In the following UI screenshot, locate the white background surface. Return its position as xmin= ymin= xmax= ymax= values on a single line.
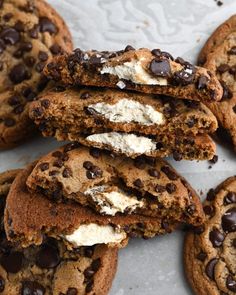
xmin=1 ymin=0 xmax=236 ymax=294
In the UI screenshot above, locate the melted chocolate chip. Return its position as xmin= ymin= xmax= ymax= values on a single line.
xmin=222 ymin=207 xmax=236 ymax=232
xmin=166 ymin=183 xmax=177 ymax=194
xmin=1 ymin=251 xmax=24 ymax=273
xmin=133 ymin=179 xmax=144 ymax=188
xmin=226 ymin=274 xmax=236 ymax=292
xmin=0 ymin=28 xmax=20 ymax=45
xmin=148 ymin=168 xmax=160 ymax=178
xmin=161 ymin=166 xmax=178 ymax=180
xmin=205 ymin=258 xmax=218 ymax=280
xmin=172 ymin=69 xmax=194 ymax=86
xmin=36 ymin=243 xmax=60 ymax=269
xmin=9 ymin=64 xmax=28 ymax=84
xmin=196 ymin=252 xmax=207 ymax=261
xmin=21 ymin=281 xmax=45 ymax=295
xmin=149 ymin=58 xmax=171 ymax=77
xmin=39 ymin=17 xmax=58 ymax=34
xmin=224 ymin=192 xmax=236 ymax=205
xmin=38 ymin=162 xmax=49 ymax=171
xmin=66 ymin=288 xmax=78 ymax=295
xmin=209 ymin=228 xmax=225 ymax=247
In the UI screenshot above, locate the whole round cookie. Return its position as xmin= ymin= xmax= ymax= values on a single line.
xmin=184 ymin=177 xmax=236 ymax=295
xmin=198 ymin=15 xmax=236 ymax=149
xmin=0 ymin=169 xmax=118 ymax=295
xmin=0 ymin=0 xmax=73 ymax=148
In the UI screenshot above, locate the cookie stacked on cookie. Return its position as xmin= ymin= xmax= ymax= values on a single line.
xmin=28 ymin=46 xmax=222 ymax=161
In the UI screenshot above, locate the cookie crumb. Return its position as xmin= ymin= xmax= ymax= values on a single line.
xmin=209 ymin=155 xmax=218 ymax=164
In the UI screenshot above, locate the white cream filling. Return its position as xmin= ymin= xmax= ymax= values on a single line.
xmin=100 ymin=59 xmax=167 ymax=85
xmin=84 ymin=185 xmax=144 ymax=216
xmin=64 ymin=223 xmax=126 ymax=246
xmin=86 ymin=132 xmax=157 ymax=155
xmin=88 ymin=98 xmax=165 ymax=125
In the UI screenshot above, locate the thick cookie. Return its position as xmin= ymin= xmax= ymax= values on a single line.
xmin=6 ymin=163 xmax=188 ymax=248
xmin=44 ymin=47 xmax=223 ymax=103
xmin=0 ymin=0 xmax=73 ymax=148
xmin=198 ymin=15 xmax=236 ymax=149
xmin=184 ymin=177 xmax=236 ymax=295
xmin=26 ymin=144 xmax=204 ymax=227
xmin=29 ymin=86 xmax=217 ymax=160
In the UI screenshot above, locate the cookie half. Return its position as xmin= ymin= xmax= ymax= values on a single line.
xmin=26 ymin=144 xmax=204 ymax=227
xmin=44 ymin=47 xmax=223 ymax=103
xmin=0 ymin=0 xmax=73 ymax=148
xmin=198 ymin=15 xmax=236 ymax=149
xmin=29 ymin=87 xmax=217 ymax=160
xmin=184 ymin=177 xmax=236 ymax=295
xmin=0 ymin=169 xmax=118 ymax=295
xmin=6 ymin=163 xmax=187 ymax=248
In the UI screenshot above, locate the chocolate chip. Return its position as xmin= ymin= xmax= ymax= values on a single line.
xmin=21 ymin=281 xmax=45 ymax=295
xmin=173 ymin=151 xmax=183 ymax=161
xmin=226 ymin=274 xmax=236 ymax=292
xmin=35 ymin=62 xmax=46 ymax=73
xmin=187 ymin=204 xmax=196 ymax=215
xmin=166 ymin=183 xmax=177 ymax=194
xmin=203 ymin=205 xmax=215 ymax=216
xmin=66 ymin=288 xmax=78 ymax=295
xmin=221 ymin=81 xmax=233 ymax=99
xmin=50 ymin=43 xmax=62 ymax=55
xmin=148 ymin=168 xmax=160 ymax=178
xmin=133 ymin=179 xmax=143 ymax=188
xmin=85 ymin=281 xmax=93 ymax=293
xmin=40 ymin=99 xmax=50 ymax=109
xmin=20 ymin=41 xmax=32 ymax=52
xmin=217 ymin=64 xmax=230 ymax=73
xmin=91 ymin=258 xmax=101 ymax=272
xmin=1 ymin=251 xmax=24 ymax=273
xmin=229 ymin=65 xmax=236 ymax=75
xmin=0 ymin=28 xmax=20 ymax=45
xmin=228 ymin=46 xmax=236 ymax=55
xmin=4 ymin=118 xmax=15 ymax=127
xmin=161 ymin=166 xmax=178 ymax=180
xmin=84 ymin=247 xmax=94 ymax=258
xmin=161 ymin=51 xmax=174 ymax=60
xmin=0 ymin=276 xmax=4 ymax=292
xmin=155 ymin=184 xmax=166 ymax=193
xmin=3 ymin=13 xmax=13 ymax=21
xmin=233 ymin=238 xmax=236 ymax=248
xmin=13 ymin=104 xmax=24 ymax=114
xmin=14 ymin=21 xmax=25 ymax=32
xmin=172 ymin=68 xmax=194 ymax=86
xmin=209 ymin=228 xmax=225 ymax=247
xmin=89 ymin=148 xmax=100 ymax=158
xmin=186 ymin=117 xmax=197 ymax=128
xmin=86 ymin=170 xmax=99 ymax=179
xmin=196 ymin=252 xmax=207 ymax=261
xmin=49 ymin=170 xmax=59 ymax=176
xmin=151 ymin=49 xmax=161 ymax=57
xmin=134 ymin=157 xmax=146 ymax=169
xmin=62 ymin=168 xmax=72 ymax=178
xmin=205 ymin=258 xmax=218 ymax=280
xmin=222 ymin=207 xmax=236 ymax=232
xmin=149 ymin=58 xmax=171 ymax=77
xmin=24 ymin=56 xmax=36 ymax=67
xmin=64 ymin=142 xmax=80 ymax=152
xmin=36 ymin=243 xmax=60 ymax=269
xmin=38 ymin=162 xmax=49 ymax=171
xmin=9 ymin=64 xmax=28 ymax=84
xmin=0 ymin=40 xmax=5 ymax=55
xmin=209 ymin=155 xmax=218 ymax=164
xmin=194 ymin=225 xmax=205 ymax=234
xmin=39 ymin=17 xmax=58 ymax=34
xmin=83 ymin=161 xmax=93 ymax=170
xmin=8 ymin=95 xmax=21 ymax=106
xmin=32 ymin=107 xmax=43 ymax=118
xmin=38 ymin=51 xmax=48 ymax=62
xmin=206 ymin=188 xmax=215 ymax=201
xmin=124 ymin=45 xmax=135 ymax=51
xmin=224 ymin=192 xmax=236 ymax=205
xmin=53 ymin=159 xmax=63 ymax=168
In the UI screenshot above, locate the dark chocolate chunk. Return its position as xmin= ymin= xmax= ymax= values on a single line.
xmin=38 ymin=51 xmax=48 ymax=62
xmin=194 ymin=225 xmax=205 ymax=234
xmin=36 ymin=243 xmax=60 ymax=269
xmin=206 ymin=188 xmax=215 ymax=201
xmin=38 ymin=162 xmax=49 ymax=171
xmin=203 ymin=205 xmax=215 ymax=216
xmin=24 ymin=56 xmax=36 ymax=67
xmin=66 ymin=288 xmax=78 ymax=295
xmin=20 ymin=41 xmax=32 ymax=52
xmin=0 ymin=276 xmax=5 ymax=292
xmin=151 ymin=49 xmax=161 ymax=57
xmin=161 ymin=166 xmax=178 ymax=180
xmin=228 ymin=46 xmax=236 ymax=55
xmin=205 ymin=258 xmax=218 ymax=280
xmin=9 ymin=64 xmax=28 ymax=84
xmin=226 ymin=274 xmax=236 ymax=292
xmin=224 ymin=192 xmax=236 ymax=205
xmin=0 ymin=28 xmax=20 ymax=45
xmin=62 ymin=168 xmax=72 ymax=178
xmin=91 ymin=258 xmax=101 ymax=272
xmin=148 ymin=168 xmax=160 ymax=178
xmin=21 ymin=281 xmax=45 ymax=295
xmin=14 ymin=21 xmax=25 ymax=32
xmin=124 ymin=45 xmax=135 ymax=52
xmin=172 ymin=68 xmax=194 ymax=86
xmin=83 ymin=161 xmax=93 ymax=170
xmin=1 ymin=251 xmax=24 ymax=273
xmin=209 ymin=228 xmax=225 ymax=247
xmin=166 ymin=183 xmax=177 ymax=194
xmin=222 ymin=207 xmax=236 ymax=232
xmin=39 ymin=17 xmax=58 ymax=34
xmin=133 ymin=179 xmax=144 ymax=188
xmin=50 ymin=43 xmax=62 ymax=55
xmin=53 ymin=159 xmax=63 ymax=168
xmin=149 ymin=58 xmax=171 ymax=77
xmin=196 ymin=252 xmax=207 ymax=261
xmin=89 ymin=148 xmax=100 ymax=158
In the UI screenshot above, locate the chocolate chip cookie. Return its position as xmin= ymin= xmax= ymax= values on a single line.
xmin=0 ymin=0 xmax=73 ymax=148
xmin=29 ymin=86 xmax=217 ymax=160
xmin=184 ymin=177 xmax=236 ymax=295
xmin=26 ymin=144 xmax=204 ymax=227
xmin=0 ymin=169 xmax=118 ymax=295
xmin=198 ymin=15 xmax=236 ymax=149
xmin=43 ymin=46 xmax=223 ymax=103
xmin=5 ymin=162 xmax=193 ymax=248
